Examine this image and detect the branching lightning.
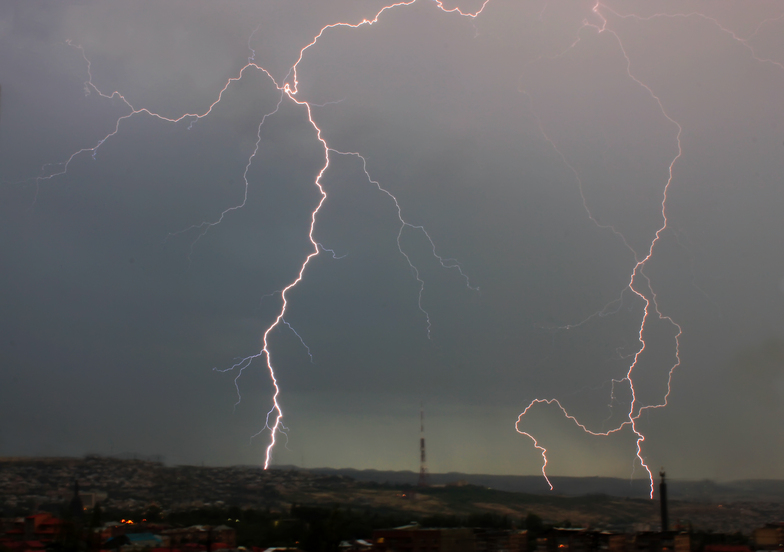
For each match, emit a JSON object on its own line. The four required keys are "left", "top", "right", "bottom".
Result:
{"left": 515, "top": 1, "right": 782, "bottom": 497}
{"left": 330, "top": 149, "right": 479, "bottom": 337}
{"left": 281, "top": 319, "right": 315, "bottom": 364}
{"left": 19, "top": 0, "right": 781, "bottom": 487}
{"left": 515, "top": 2, "right": 685, "bottom": 498}
{"left": 33, "top": 0, "right": 487, "bottom": 470}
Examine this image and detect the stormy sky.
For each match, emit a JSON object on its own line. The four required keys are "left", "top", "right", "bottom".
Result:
{"left": 1, "top": 0, "right": 784, "bottom": 484}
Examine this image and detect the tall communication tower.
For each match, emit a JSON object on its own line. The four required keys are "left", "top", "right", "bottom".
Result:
{"left": 418, "top": 403, "right": 429, "bottom": 487}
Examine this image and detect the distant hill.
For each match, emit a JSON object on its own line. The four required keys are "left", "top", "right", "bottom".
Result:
{"left": 275, "top": 466, "right": 784, "bottom": 502}
{"left": 3, "top": 456, "right": 782, "bottom": 533}
{"left": 5, "top": 454, "right": 782, "bottom": 503}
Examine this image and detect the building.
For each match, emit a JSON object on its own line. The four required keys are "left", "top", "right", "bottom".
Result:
{"left": 0, "top": 513, "right": 64, "bottom": 552}
{"left": 535, "top": 528, "right": 630, "bottom": 552}
{"left": 703, "top": 546, "right": 751, "bottom": 552}
{"left": 373, "top": 526, "right": 475, "bottom": 552}
{"left": 754, "top": 525, "right": 784, "bottom": 550}
{"left": 340, "top": 539, "right": 375, "bottom": 552}
{"left": 537, "top": 528, "right": 594, "bottom": 552}
{"left": 0, "top": 513, "right": 62, "bottom": 543}
{"left": 79, "top": 491, "right": 109, "bottom": 510}
{"left": 123, "top": 533, "right": 164, "bottom": 550}
{"left": 474, "top": 529, "right": 527, "bottom": 552}
{"left": 161, "top": 524, "right": 237, "bottom": 549}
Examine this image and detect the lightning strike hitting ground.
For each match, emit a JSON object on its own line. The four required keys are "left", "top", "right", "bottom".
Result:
{"left": 27, "top": 0, "right": 487, "bottom": 470}
{"left": 516, "top": 2, "right": 685, "bottom": 498}
{"left": 515, "top": 1, "right": 782, "bottom": 497}
{"left": 16, "top": 0, "right": 782, "bottom": 487}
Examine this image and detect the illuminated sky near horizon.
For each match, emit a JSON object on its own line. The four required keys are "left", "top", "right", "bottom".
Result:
{"left": 1, "top": 0, "right": 784, "bottom": 484}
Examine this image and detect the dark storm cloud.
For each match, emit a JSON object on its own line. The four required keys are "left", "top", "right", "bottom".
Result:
{"left": 1, "top": 0, "right": 783, "bottom": 480}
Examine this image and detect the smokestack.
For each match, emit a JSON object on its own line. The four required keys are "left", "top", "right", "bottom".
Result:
{"left": 659, "top": 470, "right": 669, "bottom": 532}
{"left": 418, "top": 403, "right": 428, "bottom": 487}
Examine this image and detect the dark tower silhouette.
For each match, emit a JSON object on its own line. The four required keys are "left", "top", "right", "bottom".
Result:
{"left": 70, "top": 479, "right": 85, "bottom": 520}
{"left": 418, "top": 403, "right": 429, "bottom": 487}
{"left": 659, "top": 469, "right": 669, "bottom": 532}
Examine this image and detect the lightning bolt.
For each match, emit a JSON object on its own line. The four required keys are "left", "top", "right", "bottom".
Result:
{"left": 16, "top": 0, "right": 778, "bottom": 483}
{"left": 515, "top": 1, "right": 685, "bottom": 499}
{"left": 515, "top": 1, "right": 782, "bottom": 497}
{"left": 598, "top": 4, "right": 784, "bottom": 73}
{"left": 30, "top": 0, "right": 486, "bottom": 469}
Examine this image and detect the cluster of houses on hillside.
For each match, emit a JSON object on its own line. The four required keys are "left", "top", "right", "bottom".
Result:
{"left": 4, "top": 512, "right": 784, "bottom": 552}
{"left": 0, "top": 457, "right": 327, "bottom": 514}
{"left": 0, "top": 511, "right": 238, "bottom": 552}
{"left": 367, "top": 524, "right": 784, "bottom": 552}
{"left": 2, "top": 460, "right": 784, "bottom": 552}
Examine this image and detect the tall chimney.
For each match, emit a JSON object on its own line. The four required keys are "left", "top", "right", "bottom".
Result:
{"left": 418, "top": 403, "right": 428, "bottom": 487}
{"left": 659, "top": 470, "right": 669, "bottom": 532}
